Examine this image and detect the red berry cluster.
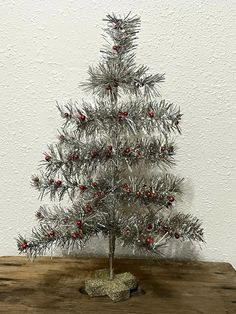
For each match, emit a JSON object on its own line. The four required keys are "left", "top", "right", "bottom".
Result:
{"left": 55, "top": 180, "right": 62, "bottom": 188}
{"left": 145, "top": 191, "right": 156, "bottom": 198}
{"left": 160, "top": 145, "right": 174, "bottom": 154}
{"left": 94, "top": 191, "right": 105, "bottom": 198}
{"left": 90, "top": 150, "right": 98, "bottom": 158}
{"left": 79, "top": 113, "right": 86, "bottom": 122}
{"left": 117, "top": 111, "right": 128, "bottom": 119}
{"left": 20, "top": 241, "right": 28, "bottom": 251}
{"left": 106, "top": 145, "right": 113, "bottom": 157}
{"left": 47, "top": 230, "right": 56, "bottom": 238}
{"left": 67, "top": 153, "right": 79, "bottom": 162}
{"left": 84, "top": 202, "right": 93, "bottom": 214}
{"left": 112, "top": 45, "right": 121, "bottom": 52}
{"left": 71, "top": 230, "right": 83, "bottom": 239}
{"left": 122, "top": 183, "right": 132, "bottom": 193}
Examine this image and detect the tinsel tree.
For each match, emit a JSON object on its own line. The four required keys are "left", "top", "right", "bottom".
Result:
{"left": 17, "top": 13, "right": 204, "bottom": 281}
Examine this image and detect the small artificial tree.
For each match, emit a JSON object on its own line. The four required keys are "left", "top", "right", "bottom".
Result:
{"left": 17, "top": 13, "right": 204, "bottom": 301}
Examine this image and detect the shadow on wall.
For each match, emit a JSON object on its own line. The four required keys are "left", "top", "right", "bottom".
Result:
{"left": 58, "top": 177, "right": 201, "bottom": 261}
{"left": 60, "top": 235, "right": 202, "bottom": 261}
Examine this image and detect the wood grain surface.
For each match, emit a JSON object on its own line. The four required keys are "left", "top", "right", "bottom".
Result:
{"left": 0, "top": 256, "right": 235, "bottom": 314}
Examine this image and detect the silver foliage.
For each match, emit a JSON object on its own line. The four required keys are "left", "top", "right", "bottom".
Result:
{"left": 17, "top": 13, "right": 204, "bottom": 258}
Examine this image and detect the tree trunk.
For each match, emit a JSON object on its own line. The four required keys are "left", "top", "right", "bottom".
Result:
{"left": 108, "top": 229, "right": 116, "bottom": 280}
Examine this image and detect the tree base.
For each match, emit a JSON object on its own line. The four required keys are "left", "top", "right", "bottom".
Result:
{"left": 85, "top": 269, "right": 138, "bottom": 302}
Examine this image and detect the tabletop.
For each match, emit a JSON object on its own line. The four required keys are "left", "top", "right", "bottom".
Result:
{"left": 0, "top": 256, "right": 235, "bottom": 314}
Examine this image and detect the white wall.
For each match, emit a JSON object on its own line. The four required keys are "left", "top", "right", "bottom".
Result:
{"left": 0, "top": 0, "right": 235, "bottom": 268}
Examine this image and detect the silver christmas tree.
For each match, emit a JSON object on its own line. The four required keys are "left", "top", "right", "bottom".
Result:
{"left": 17, "top": 13, "right": 204, "bottom": 299}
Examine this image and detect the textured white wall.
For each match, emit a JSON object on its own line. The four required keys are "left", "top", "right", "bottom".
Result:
{"left": 0, "top": 0, "right": 235, "bottom": 268}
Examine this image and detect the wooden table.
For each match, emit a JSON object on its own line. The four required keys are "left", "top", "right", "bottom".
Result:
{"left": 0, "top": 256, "right": 235, "bottom": 313}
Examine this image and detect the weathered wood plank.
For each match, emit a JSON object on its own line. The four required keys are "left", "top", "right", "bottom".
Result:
{"left": 0, "top": 256, "right": 235, "bottom": 314}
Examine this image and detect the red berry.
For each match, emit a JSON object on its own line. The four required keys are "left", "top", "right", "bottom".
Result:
{"left": 79, "top": 113, "right": 86, "bottom": 121}
{"left": 106, "top": 84, "right": 112, "bottom": 91}
{"left": 147, "top": 223, "right": 154, "bottom": 231}
{"left": 35, "top": 211, "right": 43, "bottom": 219}
{"left": 84, "top": 203, "right": 93, "bottom": 213}
{"left": 112, "top": 45, "right": 121, "bottom": 51}
{"left": 146, "top": 191, "right": 152, "bottom": 198}
{"left": 122, "top": 183, "right": 129, "bottom": 189}
{"left": 68, "top": 154, "right": 79, "bottom": 161}
{"left": 91, "top": 181, "right": 97, "bottom": 187}
{"left": 64, "top": 112, "right": 70, "bottom": 118}
{"left": 145, "top": 236, "right": 154, "bottom": 245}
{"left": 48, "top": 230, "right": 55, "bottom": 237}
{"left": 123, "top": 111, "right": 128, "bottom": 117}
{"left": 32, "top": 176, "right": 39, "bottom": 183}
{"left": 94, "top": 191, "right": 104, "bottom": 198}
{"left": 45, "top": 155, "right": 51, "bottom": 162}
{"left": 67, "top": 154, "right": 73, "bottom": 161}
{"left": 148, "top": 111, "right": 155, "bottom": 118}
{"left": 163, "top": 226, "right": 169, "bottom": 233}
{"left": 20, "top": 242, "right": 28, "bottom": 250}
{"left": 79, "top": 185, "right": 87, "bottom": 191}
{"left": 76, "top": 220, "right": 82, "bottom": 227}
{"left": 106, "top": 145, "right": 113, "bottom": 157}
{"left": 117, "top": 111, "right": 124, "bottom": 119}
{"left": 58, "top": 134, "right": 65, "bottom": 141}
{"left": 122, "top": 227, "right": 131, "bottom": 236}
{"left": 136, "top": 191, "right": 141, "bottom": 197}
{"left": 90, "top": 150, "right": 97, "bottom": 158}
{"left": 73, "top": 154, "right": 79, "bottom": 161}
{"left": 175, "top": 233, "right": 180, "bottom": 239}
{"left": 151, "top": 192, "right": 156, "bottom": 198}
{"left": 55, "top": 180, "right": 62, "bottom": 187}
{"left": 124, "top": 147, "right": 131, "bottom": 155}
{"left": 71, "top": 231, "right": 82, "bottom": 239}
{"left": 168, "top": 195, "right": 175, "bottom": 202}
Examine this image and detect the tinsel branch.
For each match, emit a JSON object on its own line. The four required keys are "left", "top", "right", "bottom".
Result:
{"left": 42, "top": 136, "right": 176, "bottom": 180}
{"left": 17, "top": 204, "right": 102, "bottom": 257}
{"left": 57, "top": 99, "right": 181, "bottom": 137}
{"left": 117, "top": 212, "right": 204, "bottom": 253}
{"left": 82, "top": 13, "right": 165, "bottom": 98}
{"left": 32, "top": 173, "right": 183, "bottom": 209}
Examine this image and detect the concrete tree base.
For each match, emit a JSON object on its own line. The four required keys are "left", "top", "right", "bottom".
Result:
{"left": 85, "top": 269, "right": 138, "bottom": 302}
